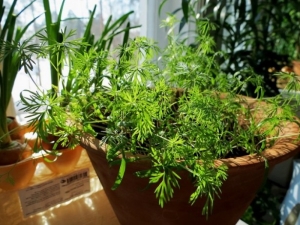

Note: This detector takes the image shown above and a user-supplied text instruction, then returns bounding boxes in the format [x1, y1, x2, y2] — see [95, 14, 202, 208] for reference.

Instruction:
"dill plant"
[20, 15, 300, 215]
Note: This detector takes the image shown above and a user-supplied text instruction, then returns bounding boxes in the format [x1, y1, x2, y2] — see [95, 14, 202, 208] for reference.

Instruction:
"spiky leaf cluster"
[21, 15, 300, 215]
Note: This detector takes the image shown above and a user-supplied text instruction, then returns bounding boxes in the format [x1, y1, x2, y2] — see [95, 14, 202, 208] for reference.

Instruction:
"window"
[8, 0, 140, 120]
[4, 0, 185, 121]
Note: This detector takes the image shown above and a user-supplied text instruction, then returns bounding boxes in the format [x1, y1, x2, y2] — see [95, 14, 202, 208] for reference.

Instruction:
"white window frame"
[140, 0, 194, 48]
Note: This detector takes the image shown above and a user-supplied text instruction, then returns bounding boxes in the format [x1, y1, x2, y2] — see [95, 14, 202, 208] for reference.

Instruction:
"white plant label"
[18, 168, 90, 217]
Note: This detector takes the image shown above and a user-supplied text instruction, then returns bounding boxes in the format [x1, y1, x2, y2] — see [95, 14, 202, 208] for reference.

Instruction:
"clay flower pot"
[7, 117, 23, 140]
[41, 144, 83, 175]
[0, 120, 37, 191]
[0, 156, 38, 191]
[0, 140, 32, 166]
[80, 97, 300, 225]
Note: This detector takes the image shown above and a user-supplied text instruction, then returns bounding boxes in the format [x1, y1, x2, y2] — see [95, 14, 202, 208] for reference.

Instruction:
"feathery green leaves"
[20, 11, 300, 216]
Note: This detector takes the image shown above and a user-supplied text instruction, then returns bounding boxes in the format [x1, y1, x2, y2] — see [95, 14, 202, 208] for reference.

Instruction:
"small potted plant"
[22, 0, 140, 175]
[0, 0, 42, 190]
[28, 0, 87, 175]
[21, 15, 300, 224]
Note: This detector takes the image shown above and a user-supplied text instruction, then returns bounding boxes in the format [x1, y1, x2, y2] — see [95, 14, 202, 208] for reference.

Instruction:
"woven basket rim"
[80, 95, 300, 169]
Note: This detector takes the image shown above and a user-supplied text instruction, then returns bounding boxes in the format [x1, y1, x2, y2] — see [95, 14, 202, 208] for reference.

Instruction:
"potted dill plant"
[0, 0, 42, 190]
[24, 0, 139, 174]
[21, 15, 300, 224]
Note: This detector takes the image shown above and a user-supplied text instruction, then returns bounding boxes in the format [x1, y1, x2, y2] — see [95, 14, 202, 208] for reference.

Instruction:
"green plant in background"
[209, 0, 300, 97]
[40, 0, 95, 98]
[0, 0, 41, 149]
[20, 11, 300, 216]
[21, 0, 140, 150]
[242, 180, 280, 225]
[166, 0, 300, 97]
[40, 0, 139, 97]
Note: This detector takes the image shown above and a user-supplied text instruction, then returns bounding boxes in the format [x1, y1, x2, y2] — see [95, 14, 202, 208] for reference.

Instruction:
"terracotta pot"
[7, 119, 39, 148]
[0, 156, 38, 191]
[0, 140, 32, 166]
[16, 123, 41, 149]
[22, 131, 40, 149]
[42, 144, 83, 174]
[79, 95, 300, 225]
[293, 61, 300, 76]
[81, 120, 300, 225]
[7, 117, 23, 140]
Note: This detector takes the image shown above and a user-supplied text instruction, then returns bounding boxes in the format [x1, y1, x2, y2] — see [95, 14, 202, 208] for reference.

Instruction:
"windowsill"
[0, 148, 248, 225]
[0, 149, 119, 225]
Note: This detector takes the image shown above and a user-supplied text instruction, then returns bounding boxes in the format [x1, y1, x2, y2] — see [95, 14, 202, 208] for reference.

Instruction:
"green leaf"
[111, 157, 126, 190]
[181, 0, 190, 22]
[159, 0, 168, 17]
[0, 0, 17, 40]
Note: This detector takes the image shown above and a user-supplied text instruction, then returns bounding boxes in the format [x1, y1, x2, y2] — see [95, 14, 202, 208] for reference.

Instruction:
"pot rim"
[80, 95, 300, 169]
[0, 155, 39, 168]
[80, 129, 300, 170]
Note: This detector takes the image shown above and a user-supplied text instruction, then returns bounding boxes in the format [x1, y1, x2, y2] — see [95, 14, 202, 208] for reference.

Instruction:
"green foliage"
[21, 13, 300, 216]
[19, 1, 140, 147]
[0, 0, 42, 146]
[42, 0, 67, 91]
[209, 0, 300, 97]
[242, 180, 280, 225]
[39, 0, 140, 99]
[167, 0, 300, 97]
